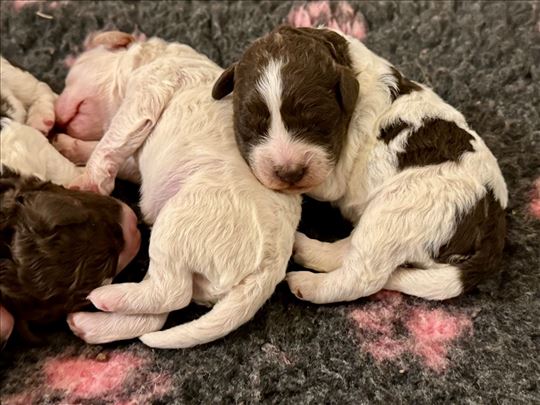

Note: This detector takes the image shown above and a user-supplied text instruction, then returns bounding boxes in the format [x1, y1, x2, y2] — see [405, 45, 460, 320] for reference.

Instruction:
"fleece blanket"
[1, 1, 539, 403]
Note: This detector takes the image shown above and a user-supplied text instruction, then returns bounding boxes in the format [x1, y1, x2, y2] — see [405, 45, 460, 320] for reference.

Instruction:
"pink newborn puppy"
[53, 32, 140, 183]
[55, 32, 130, 141]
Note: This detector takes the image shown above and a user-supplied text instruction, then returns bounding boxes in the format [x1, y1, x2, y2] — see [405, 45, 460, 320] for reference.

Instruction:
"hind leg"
[287, 174, 470, 304]
[293, 232, 351, 272]
[68, 312, 167, 344]
[89, 197, 193, 314]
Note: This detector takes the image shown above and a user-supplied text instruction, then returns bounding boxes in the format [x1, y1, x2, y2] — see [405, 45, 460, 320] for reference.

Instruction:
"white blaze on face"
[250, 58, 331, 192]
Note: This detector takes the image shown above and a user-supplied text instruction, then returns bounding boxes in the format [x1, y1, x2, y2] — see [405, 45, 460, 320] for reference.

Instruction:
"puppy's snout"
[274, 165, 307, 185]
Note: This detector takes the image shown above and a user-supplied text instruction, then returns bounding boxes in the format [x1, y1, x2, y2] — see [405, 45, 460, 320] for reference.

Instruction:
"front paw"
[286, 271, 322, 303]
[67, 312, 116, 344]
[26, 108, 55, 135]
[52, 133, 88, 165]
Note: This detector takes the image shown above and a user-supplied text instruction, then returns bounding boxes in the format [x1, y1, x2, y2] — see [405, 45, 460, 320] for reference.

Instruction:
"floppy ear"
[336, 66, 359, 116]
[84, 31, 135, 51]
[212, 63, 236, 100]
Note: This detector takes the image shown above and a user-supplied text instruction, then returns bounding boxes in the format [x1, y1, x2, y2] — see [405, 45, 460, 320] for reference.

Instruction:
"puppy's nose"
[275, 165, 306, 185]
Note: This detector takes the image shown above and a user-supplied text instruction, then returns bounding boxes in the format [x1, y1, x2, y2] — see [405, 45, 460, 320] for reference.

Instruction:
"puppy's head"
[213, 26, 359, 193]
[55, 31, 138, 141]
[0, 166, 140, 324]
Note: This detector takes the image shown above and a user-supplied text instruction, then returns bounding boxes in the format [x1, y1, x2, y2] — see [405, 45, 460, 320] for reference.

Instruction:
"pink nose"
[274, 165, 306, 185]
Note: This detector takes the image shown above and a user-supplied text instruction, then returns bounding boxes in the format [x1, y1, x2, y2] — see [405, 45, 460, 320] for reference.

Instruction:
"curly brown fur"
[0, 166, 125, 341]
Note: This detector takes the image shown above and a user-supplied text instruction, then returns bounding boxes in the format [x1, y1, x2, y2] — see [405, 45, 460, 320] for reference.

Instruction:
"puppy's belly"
[138, 153, 228, 224]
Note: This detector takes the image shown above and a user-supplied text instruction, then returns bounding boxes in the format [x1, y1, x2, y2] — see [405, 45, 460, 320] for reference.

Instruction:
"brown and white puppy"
[0, 165, 141, 343]
[213, 26, 508, 303]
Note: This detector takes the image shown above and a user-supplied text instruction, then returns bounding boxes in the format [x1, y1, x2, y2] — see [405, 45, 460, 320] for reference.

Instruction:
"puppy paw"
[67, 312, 93, 343]
[87, 283, 140, 314]
[87, 286, 119, 313]
[67, 312, 132, 344]
[53, 133, 87, 165]
[286, 271, 323, 303]
[26, 109, 55, 135]
[293, 232, 336, 273]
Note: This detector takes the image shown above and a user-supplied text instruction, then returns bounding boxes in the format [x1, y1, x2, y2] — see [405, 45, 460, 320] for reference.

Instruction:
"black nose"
[275, 165, 306, 185]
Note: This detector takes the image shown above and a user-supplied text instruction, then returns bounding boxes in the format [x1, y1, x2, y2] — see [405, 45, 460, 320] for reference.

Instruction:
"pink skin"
[0, 305, 14, 347]
[529, 177, 540, 219]
[55, 85, 109, 141]
[55, 32, 141, 142]
[116, 202, 141, 273]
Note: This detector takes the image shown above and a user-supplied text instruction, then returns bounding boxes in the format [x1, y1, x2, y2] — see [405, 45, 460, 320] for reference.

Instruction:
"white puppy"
[0, 56, 83, 185]
[64, 32, 301, 349]
[212, 26, 508, 303]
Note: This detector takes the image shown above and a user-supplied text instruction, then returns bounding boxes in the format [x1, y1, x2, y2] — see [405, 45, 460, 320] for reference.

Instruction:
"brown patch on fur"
[212, 25, 359, 164]
[0, 166, 125, 339]
[397, 118, 475, 169]
[389, 66, 422, 102]
[379, 119, 409, 144]
[437, 190, 506, 291]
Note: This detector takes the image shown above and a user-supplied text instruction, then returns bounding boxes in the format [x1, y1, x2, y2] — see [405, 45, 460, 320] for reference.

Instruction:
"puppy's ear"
[212, 63, 236, 100]
[84, 31, 135, 51]
[336, 66, 359, 116]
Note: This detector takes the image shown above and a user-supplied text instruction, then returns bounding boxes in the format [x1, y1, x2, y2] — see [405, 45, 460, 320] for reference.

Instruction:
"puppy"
[63, 32, 301, 349]
[1, 56, 83, 185]
[212, 26, 508, 303]
[0, 165, 141, 342]
[0, 57, 141, 344]
[0, 56, 56, 134]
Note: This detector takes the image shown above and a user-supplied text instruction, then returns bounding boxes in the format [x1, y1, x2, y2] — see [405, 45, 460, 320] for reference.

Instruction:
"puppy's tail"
[139, 263, 284, 349]
[384, 265, 464, 300]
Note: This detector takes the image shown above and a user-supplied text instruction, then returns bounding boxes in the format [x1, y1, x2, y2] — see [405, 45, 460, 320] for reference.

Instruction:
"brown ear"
[336, 66, 359, 116]
[212, 63, 236, 100]
[84, 31, 135, 51]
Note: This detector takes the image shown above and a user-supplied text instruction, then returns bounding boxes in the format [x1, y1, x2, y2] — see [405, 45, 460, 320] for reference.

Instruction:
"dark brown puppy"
[0, 165, 140, 342]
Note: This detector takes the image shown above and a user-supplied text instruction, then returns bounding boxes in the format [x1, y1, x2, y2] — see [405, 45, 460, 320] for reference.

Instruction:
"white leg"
[287, 172, 475, 304]
[77, 60, 189, 194]
[88, 197, 193, 314]
[25, 82, 56, 134]
[68, 311, 167, 344]
[1, 57, 56, 134]
[293, 232, 351, 272]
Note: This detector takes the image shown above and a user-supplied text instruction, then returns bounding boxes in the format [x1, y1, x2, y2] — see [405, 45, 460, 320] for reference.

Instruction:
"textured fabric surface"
[1, 1, 539, 403]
